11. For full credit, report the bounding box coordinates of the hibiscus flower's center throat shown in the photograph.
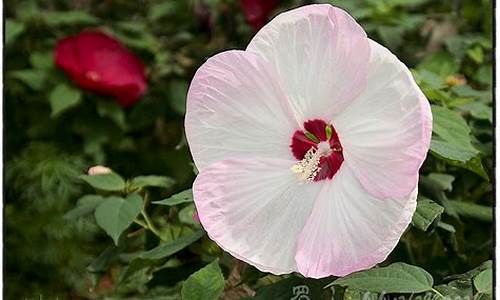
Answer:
[290,119,344,182]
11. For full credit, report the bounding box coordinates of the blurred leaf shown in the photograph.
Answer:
[49,84,82,117]
[29,51,54,70]
[467,46,484,64]
[427,173,455,191]
[9,69,47,90]
[129,175,176,190]
[43,11,98,26]
[87,244,121,273]
[168,79,188,115]
[326,263,434,293]
[149,2,177,21]
[63,195,103,220]
[94,194,143,245]
[419,52,459,78]
[181,259,224,300]
[97,101,127,130]
[153,189,193,206]
[138,230,204,260]
[437,221,456,233]
[377,26,404,49]
[448,201,492,222]
[179,204,197,225]
[5,19,25,46]
[80,172,126,191]
[459,102,492,122]
[473,269,492,294]
[412,197,444,231]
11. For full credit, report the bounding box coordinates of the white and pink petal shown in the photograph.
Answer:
[185,50,298,171]
[193,157,322,274]
[247,4,371,123]
[295,164,417,278]
[334,39,432,199]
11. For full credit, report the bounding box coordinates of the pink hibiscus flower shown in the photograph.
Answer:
[185,4,432,278]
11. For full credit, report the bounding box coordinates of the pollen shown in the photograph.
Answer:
[291,147,322,182]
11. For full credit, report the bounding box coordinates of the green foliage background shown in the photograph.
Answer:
[5,0,493,299]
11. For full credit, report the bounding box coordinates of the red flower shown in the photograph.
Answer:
[240,0,279,31]
[55,31,147,107]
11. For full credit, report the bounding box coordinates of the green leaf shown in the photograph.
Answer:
[412,197,445,231]
[43,11,98,26]
[9,69,47,90]
[94,194,143,245]
[64,195,103,220]
[430,105,487,179]
[5,19,25,46]
[138,230,204,260]
[153,189,193,206]
[80,172,126,191]
[49,84,82,117]
[460,102,492,122]
[473,269,492,294]
[432,105,474,146]
[129,175,175,190]
[326,263,434,293]
[181,259,224,300]
[448,201,492,222]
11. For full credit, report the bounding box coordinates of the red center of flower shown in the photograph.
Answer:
[290,119,344,181]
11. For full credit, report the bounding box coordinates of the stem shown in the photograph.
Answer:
[134,219,148,228]
[141,191,165,241]
[431,288,445,299]
[141,210,164,240]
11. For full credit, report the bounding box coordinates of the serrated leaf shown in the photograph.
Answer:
[474,269,492,294]
[6,19,25,46]
[153,189,193,206]
[64,195,104,220]
[326,263,434,293]
[49,84,82,117]
[80,172,126,191]
[94,194,143,245]
[432,105,474,147]
[138,230,204,260]
[181,259,224,300]
[430,106,487,178]
[412,198,445,231]
[129,175,175,190]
